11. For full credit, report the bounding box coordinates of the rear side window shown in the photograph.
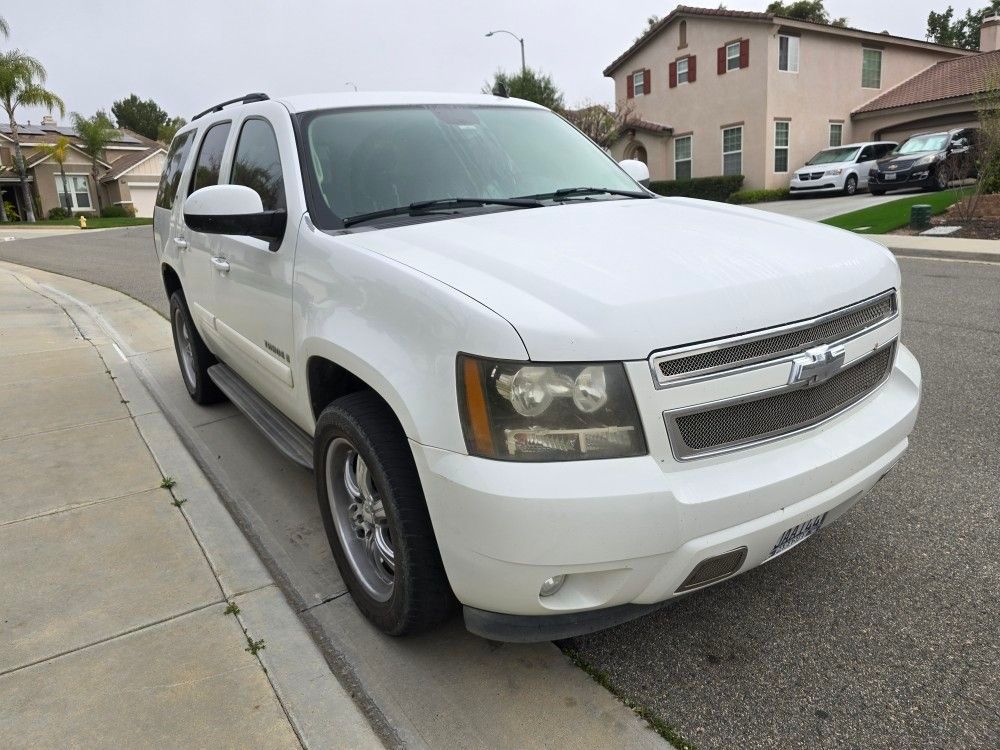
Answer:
[189,122,232,194]
[231,119,286,211]
[155,131,194,209]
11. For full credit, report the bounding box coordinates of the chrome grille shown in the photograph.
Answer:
[667,343,895,459]
[653,291,896,385]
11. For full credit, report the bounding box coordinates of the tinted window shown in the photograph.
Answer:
[189,122,231,194]
[858,147,875,160]
[155,131,194,209]
[231,119,285,211]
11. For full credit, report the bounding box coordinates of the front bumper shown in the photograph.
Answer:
[870,167,934,189]
[412,346,921,640]
[789,174,844,194]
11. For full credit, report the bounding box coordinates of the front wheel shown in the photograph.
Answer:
[843,175,858,196]
[315,391,454,635]
[934,167,950,191]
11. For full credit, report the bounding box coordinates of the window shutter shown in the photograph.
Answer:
[644,68,652,95]
[718,46,727,75]
[627,75,634,99]
[669,61,677,88]
[740,39,750,68]
[688,55,697,83]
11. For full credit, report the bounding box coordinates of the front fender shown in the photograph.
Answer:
[293,225,528,453]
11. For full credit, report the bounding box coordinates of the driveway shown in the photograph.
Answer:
[754,189,924,222]
[2,228,997,749]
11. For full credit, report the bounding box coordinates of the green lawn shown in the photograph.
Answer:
[14,217,154,229]
[820,190,961,234]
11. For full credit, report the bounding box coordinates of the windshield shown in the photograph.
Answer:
[300,105,641,227]
[894,134,949,155]
[806,147,861,165]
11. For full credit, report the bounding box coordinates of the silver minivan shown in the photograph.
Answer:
[789,141,897,196]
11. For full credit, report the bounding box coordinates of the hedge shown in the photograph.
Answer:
[649,175,745,203]
[728,188,791,205]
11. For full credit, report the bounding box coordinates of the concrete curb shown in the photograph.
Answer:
[861,234,1000,264]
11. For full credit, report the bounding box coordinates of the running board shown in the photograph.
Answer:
[207,363,314,470]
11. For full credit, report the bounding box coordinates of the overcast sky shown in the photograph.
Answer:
[3,0,988,125]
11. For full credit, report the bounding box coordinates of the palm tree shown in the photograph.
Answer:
[37,135,72,214]
[71,112,116,216]
[0,50,65,222]
[0,15,9,40]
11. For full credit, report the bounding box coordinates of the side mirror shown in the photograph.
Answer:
[619,159,651,188]
[184,184,286,240]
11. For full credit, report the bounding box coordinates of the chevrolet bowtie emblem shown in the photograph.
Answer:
[788,344,847,387]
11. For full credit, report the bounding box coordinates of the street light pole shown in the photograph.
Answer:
[485,29,525,75]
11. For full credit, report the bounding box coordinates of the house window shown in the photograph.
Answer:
[829,122,844,147]
[679,20,687,48]
[632,70,645,97]
[862,48,882,88]
[726,42,741,71]
[675,136,692,180]
[778,35,800,72]
[774,121,790,173]
[55,175,91,211]
[722,126,743,176]
[677,57,689,84]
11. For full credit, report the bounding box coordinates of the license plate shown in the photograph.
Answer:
[884,172,897,180]
[768,512,827,559]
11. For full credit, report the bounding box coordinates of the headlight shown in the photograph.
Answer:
[915,154,938,166]
[457,355,647,461]
[823,168,844,176]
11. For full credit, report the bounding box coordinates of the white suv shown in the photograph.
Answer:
[154,92,921,642]
[789,141,897,196]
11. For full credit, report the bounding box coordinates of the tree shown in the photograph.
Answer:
[111,94,167,140]
[36,135,73,213]
[926,2,1000,50]
[766,1,847,27]
[0,50,65,222]
[71,111,116,215]
[563,99,638,149]
[483,68,564,110]
[158,115,187,144]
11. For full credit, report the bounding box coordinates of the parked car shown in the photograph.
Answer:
[789,142,897,196]
[869,128,978,195]
[154,92,921,642]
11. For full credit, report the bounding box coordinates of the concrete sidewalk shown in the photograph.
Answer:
[862,233,1000,263]
[0,268,383,748]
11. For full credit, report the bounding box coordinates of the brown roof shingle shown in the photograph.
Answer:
[854,49,1000,114]
[101,146,165,182]
[603,4,970,76]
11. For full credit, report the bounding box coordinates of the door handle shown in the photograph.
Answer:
[174,237,188,250]
[211,257,231,273]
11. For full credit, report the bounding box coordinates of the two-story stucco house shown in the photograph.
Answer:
[605,6,974,189]
[0,116,166,220]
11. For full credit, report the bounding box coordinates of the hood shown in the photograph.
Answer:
[344,198,900,361]
[878,153,936,169]
[797,160,853,174]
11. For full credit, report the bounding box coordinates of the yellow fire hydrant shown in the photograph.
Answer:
[79,214,87,229]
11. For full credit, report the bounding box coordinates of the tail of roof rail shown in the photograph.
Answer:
[192,92,270,121]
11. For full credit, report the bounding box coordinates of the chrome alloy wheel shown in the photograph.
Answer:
[173,307,197,390]
[326,437,395,601]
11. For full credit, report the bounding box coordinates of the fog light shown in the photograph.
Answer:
[539,575,567,597]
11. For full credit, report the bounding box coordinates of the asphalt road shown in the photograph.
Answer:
[2,227,997,750]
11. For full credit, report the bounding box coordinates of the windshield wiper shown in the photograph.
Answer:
[342,197,544,227]
[520,186,653,202]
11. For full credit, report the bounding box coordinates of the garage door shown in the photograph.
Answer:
[128,185,157,218]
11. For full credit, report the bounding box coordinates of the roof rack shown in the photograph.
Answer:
[192,92,270,121]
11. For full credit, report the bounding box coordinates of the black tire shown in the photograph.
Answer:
[314,391,455,635]
[934,167,950,191]
[843,175,858,196]
[870,189,886,196]
[169,290,225,404]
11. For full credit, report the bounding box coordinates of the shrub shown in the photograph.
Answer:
[648,175,745,203]
[728,188,791,205]
[100,204,135,218]
[48,206,70,220]
[4,201,20,221]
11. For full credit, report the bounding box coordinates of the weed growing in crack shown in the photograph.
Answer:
[245,636,265,655]
[171,497,188,508]
[160,477,176,489]
[224,601,241,616]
